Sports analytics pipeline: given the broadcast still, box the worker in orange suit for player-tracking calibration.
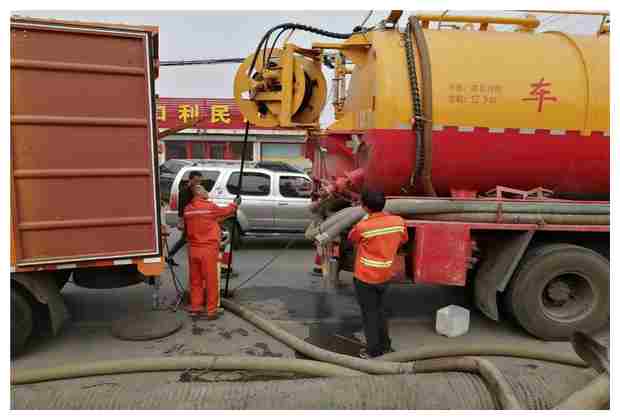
[348,188,408,358]
[183,184,240,320]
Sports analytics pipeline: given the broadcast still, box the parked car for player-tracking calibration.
[159,159,194,202]
[159,159,305,202]
[166,161,314,247]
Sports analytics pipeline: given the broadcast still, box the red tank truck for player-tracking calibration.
[233,11,610,340]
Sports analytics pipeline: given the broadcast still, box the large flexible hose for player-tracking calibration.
[306,206,361,240]
[11,364,596,410]
[553,373,610,409]
[315,200,609,244]
[414,357,521,409]
[222,298,415,375]
[11,298,602,409]
[377,343,588,367]
[11,355,364,385]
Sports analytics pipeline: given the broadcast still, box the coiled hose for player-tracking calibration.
[11,367,596,410]
[11,299,606,409]
[248,22,353,78]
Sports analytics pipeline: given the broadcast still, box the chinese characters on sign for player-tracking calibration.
[157,103,235,125]
[448,83,502,105]
[178,104,200,123]
[157,104,167,122]
[522,77,558,112]
[211,105,231,124]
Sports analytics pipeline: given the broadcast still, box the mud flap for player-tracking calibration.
[474,230,534,320]
[13,272,70,335]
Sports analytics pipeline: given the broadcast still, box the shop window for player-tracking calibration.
[231,142,254,160]
[209,142,226,159]
[261,143,303,160]
[190,142,205,159]
[226,172,271,196]
[279,176,312,198]
[166,142,188,159]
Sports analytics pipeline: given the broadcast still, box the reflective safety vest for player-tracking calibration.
[184,197,237,247]
[347,211,408,284]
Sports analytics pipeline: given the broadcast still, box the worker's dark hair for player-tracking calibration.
[361,188,386,212]
[189,171,202,179]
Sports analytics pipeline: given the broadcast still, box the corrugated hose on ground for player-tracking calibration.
[11,298,608,409]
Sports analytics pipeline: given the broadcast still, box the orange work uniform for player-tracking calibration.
[347,212,408,284]
[184,197,237,314]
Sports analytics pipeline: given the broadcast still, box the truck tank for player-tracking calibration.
[234,14,610,199]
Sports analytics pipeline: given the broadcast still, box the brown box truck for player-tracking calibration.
[10,17,164,355]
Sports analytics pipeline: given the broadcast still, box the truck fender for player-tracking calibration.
[12,272,70,335]
[473,230,534,320]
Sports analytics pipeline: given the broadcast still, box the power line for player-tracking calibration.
[160,58,244,66]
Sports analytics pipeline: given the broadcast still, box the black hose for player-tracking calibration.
[265,28,292,66]
[403,18,424,188]
[248,23,353,77]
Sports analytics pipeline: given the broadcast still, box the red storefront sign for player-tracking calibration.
[156,97,248,130]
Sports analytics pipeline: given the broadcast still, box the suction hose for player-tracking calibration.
[11,363,597,410]
[413,357,520,409]
[306,206,363,240]
[553,373,610,409]
[222,298,415,375]
[11,298,604,410]
[315,200,609,244]
[11,355,363,385]
[377,343,587,367]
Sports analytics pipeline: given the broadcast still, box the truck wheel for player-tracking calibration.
[222,219,242,250]
[506,244,609,341]
[11,288,34,357]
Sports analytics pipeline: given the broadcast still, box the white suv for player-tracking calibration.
[166,161,313,245]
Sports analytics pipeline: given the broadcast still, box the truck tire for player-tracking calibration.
[506,243,609,341]
[11,288,33,357]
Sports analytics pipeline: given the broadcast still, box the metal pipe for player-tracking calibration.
[224,120,251,297]
[411,212,609,225]
[416,14,541,28]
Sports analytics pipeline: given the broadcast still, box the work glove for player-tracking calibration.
[234,196,242,206]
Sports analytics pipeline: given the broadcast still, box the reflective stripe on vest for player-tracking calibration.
[360,256,393,268]
[361,225,405,239]
[185,210,215,216]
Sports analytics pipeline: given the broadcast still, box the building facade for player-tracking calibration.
[157,97,314,171]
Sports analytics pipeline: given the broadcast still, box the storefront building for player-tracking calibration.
[157,97,314,171]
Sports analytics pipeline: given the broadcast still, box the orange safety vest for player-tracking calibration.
[347,211,408,284]
[184,197,237,247]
